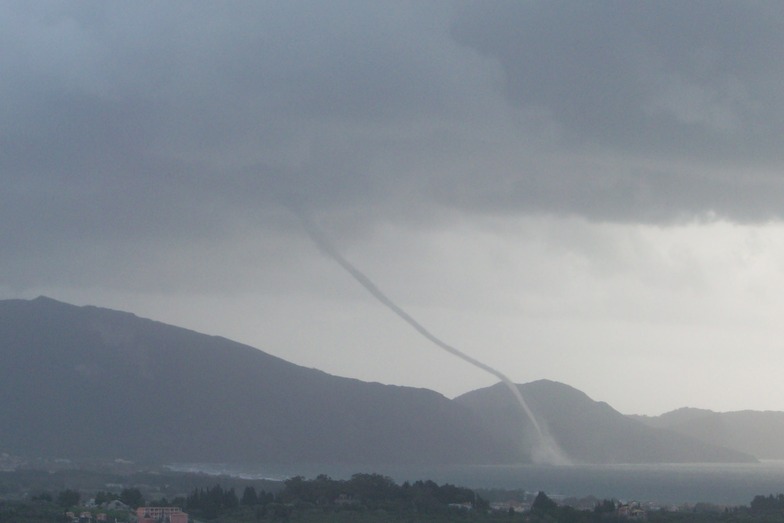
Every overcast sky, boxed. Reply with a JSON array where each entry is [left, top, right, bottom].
[[4, 1, 784, 415]]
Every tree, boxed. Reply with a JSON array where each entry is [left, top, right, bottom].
[[120, 488, 144, 509], [594, 498, 616, 514], [347, 473, 398, 505], [241, 486, 258, 506], [57, 489, 80, 508], [532, 491, 557, 513], [32, 491, 53, 503], [222, 487, 238, 509]]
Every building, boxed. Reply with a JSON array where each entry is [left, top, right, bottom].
[[103, 500, 129, 511], [136, 506, 188, 523]]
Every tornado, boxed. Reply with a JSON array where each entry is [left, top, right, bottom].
[[296, 213, 569, 465]]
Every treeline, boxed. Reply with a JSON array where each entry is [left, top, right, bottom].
[[182, 474, 488, 520], [178, 481, 625, 523], [19, 477, 784, 523], [749, 493, 784, 514], [279, 473, 485, 510], [184, 484, 274, 518]]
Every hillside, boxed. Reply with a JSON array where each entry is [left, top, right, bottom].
[[0, 297, 758, 466], [455, 381, 756, 464], [0, 297, 502, 465], [632, 408, 784, 459]]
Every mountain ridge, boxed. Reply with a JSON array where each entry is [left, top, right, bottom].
[[455, 380, 754, 464], [0, 297, 759, 465], [0, 296, 504, 465], [632, 408, 784, 459]]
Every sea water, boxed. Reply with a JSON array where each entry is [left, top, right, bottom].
[[166, 461, 784, 506]]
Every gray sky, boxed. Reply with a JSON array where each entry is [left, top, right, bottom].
[[4, 1, 784, 415]]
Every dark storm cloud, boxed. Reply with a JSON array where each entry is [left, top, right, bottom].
[[1, 0, 469, 288], [447, 1, 784, 221], [3, 1, 459, 213], [452, 1, 784, 157], [4, 1, 784, 289]]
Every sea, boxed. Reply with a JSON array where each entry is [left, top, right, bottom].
[[166, 461, 784, 506]]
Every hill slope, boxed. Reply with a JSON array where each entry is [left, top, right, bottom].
[[0, 297, 502, 465], [0, 297, 758, 466], [632, 408, 784, 459], [455, 381, 756, 464]]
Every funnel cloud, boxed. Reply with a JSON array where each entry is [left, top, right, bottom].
[[297, 212, 568, 465]]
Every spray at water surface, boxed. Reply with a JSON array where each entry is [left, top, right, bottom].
[[296, 212, 569, 465]]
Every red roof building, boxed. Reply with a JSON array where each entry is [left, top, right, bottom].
[[136, 506, 188, 523]]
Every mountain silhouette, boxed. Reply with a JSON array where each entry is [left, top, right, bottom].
[[0, 297, 502, 465], [455, 380, 755, 463], [633, 408, 784, 459], [0, 297, 757, 465]]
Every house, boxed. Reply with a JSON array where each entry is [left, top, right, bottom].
[[618, 502, 647, 520], [103, 500, 129, 511], [490, 500, 528, 512], [136, 506, 188, 523]]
